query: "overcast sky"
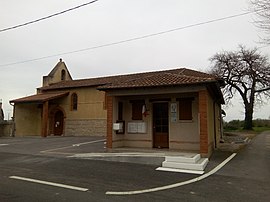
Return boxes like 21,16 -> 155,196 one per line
0,0 -> 269,121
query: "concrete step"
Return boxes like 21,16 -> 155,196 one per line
162,157 -> 209,171
165,154 -> 201,164
156,167 -> 204,175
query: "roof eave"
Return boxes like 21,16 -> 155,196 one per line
10,92 -> 69,104
40,83 -> 106,91
97,80 -> 218,91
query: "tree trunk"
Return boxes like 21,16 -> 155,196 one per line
243,105 -> 253,130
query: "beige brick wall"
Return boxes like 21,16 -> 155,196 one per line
0,121 -> 14,137
14,104 -> 42,136
65,119 -> 106,136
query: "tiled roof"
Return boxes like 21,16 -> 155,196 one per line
98,69 -> 217,90
10,92 -> 69,103
40,77 -> 114,91
40,68 -> 219,91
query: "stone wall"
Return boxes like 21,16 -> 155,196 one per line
0,121 -> 14,137
65,119 -> 106,136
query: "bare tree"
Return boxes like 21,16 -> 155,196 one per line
250,0 -> 270,43
210,45 -> 270,130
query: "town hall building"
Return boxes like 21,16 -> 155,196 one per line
10,59 -> 225,157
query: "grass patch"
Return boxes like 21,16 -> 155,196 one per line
224,119 -> 270,133
224,127 -> 270,134
252,127 -> 270,133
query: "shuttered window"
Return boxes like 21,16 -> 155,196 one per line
131,100 -> 144,120
178,98 -> 193,120
118,102 -> 123,120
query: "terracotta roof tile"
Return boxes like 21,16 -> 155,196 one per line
10,92 -> 69,103
40,68 -> 219,91
98,68 -> 218,90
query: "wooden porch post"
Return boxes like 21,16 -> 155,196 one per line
199,90 -> 208,156
106,96 -> 113,148
41,101 -> 49,137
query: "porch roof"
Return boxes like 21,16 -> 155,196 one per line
10,92 -> 69,104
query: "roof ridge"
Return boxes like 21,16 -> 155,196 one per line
46,67 -> 209,84
175,72 -> 213,80
72,67 -> 186,81
181,68 -> 213,76
39,67 -> 216,91
101,68 -> 187,85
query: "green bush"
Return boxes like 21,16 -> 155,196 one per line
253,119 -> 270,127
224,119 -> 270,131
224,119 -> 244,131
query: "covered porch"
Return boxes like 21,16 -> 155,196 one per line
10,92 -> 69,137
104,86 -> 218,157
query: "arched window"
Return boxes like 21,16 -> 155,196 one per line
71,93 -> 78,111
61,69 -> 66,81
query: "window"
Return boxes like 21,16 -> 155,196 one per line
118,102 -> 123,120
61,69 -> 66,81
178,98 -> 193,120
71,93 -> 78,111
130,100 -> 144,120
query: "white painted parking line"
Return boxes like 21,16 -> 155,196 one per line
156,167 -> 204,175
0,144 -> 8,146
40,139 -> 106,153
9,176 -> 88,192
72,139 -> 106,147
69,152 -> 166,158
40,145 -> 73,153
106,153 -> 237,195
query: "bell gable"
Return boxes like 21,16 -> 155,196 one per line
42,59 -> 72,87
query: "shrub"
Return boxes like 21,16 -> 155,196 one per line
224,119 -> 270,131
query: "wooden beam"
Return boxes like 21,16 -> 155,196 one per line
106,96 -> 113,148
41,101 -> 49,137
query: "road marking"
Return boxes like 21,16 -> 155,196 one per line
40,145 -> 72,153
72,139 -> 106,147
0,144 -> 9,146
106,153 -> 237,195
9,176 -> 88,192
155,167 -> 204,175
69,152 -> 167,158
40,139 -> 106,153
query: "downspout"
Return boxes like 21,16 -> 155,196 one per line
213,101 -> 217,149
9,102 -> 15,137
221,109 -> 226,139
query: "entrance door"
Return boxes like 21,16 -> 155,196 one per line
153,102 -> 169,148
53,110 -> 64,136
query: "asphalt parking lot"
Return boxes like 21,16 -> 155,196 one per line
0,135 -> 231,168
0,136 -> 107,155
0,132 -> 269,201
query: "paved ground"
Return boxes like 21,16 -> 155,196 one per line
218,130 -> 270,182
0,132 -> 269,201
0,136 -> 107,155
1,135 -> 226,166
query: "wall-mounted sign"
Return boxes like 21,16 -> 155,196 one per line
171,103 -> 177,113
128,122 -> 147,133
171,103 -> 177,122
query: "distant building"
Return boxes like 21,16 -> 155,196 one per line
10,59 -> 225,157
0,100 -> 4,121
